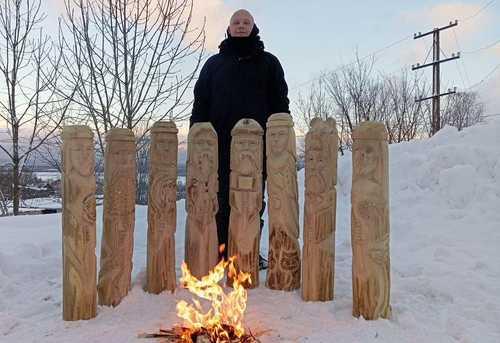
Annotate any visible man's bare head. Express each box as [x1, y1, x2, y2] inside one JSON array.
[[229, 9, 255, 37]]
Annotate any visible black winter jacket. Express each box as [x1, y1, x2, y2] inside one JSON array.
[[190, 26, 290, 182]]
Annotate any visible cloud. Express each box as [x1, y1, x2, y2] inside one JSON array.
[[402, 2, 493, 51], [397, 2, 496, 75], [190, 0, 233, 52], [50, 0, 232, 51]]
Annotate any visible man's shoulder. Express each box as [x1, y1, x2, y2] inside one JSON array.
[[261, 51, 283, 66], [199, 53, 224, 70]]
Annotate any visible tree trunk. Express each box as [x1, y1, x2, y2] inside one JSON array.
[[12, 126, 19, 216]]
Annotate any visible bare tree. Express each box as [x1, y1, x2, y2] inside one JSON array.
[[0, 0, 70, 215], [384, 70, 429, 143], [441, 91, 484, 131], [295, 75, 333, 132], [322, 55, 387, 149], [59, 0, 205, 154]]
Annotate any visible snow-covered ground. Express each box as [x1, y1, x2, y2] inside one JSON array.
[[1, 118, 499, 343]]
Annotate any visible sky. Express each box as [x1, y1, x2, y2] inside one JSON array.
[[40, 0, 500, 122]]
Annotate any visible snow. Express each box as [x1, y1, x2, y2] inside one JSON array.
[[1, 118, 500, 342]]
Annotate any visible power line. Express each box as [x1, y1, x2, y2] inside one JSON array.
[[289, 34, 412, 92], [452, 29, 472, 87], [288, 0, 497, 93], [467, 63, 500, 90], [462, 0, 496, 22], [463, 38, 500, 54]]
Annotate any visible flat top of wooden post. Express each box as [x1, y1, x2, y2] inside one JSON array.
[[188, 122, 217, 138], [62, 126, 93, 140], [231, 118, 263, 136], [352, 121, 388, 141], [267, 113, 293, 128], [105, 128, 135, 142], [151, 121, 178, 134], [310, 117, 337, 132]]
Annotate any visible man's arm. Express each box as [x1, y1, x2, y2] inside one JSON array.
[[190, 61, 212, 127], [268, 55, 290, 114]]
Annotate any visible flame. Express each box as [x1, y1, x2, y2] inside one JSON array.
[[176, 256, 252, 341]]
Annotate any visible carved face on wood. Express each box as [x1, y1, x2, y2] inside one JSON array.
[[69, 139, 94, 177], [353, 140, 379, 179], [108, 142, 135, 171], [192, 135, 216, 180], [268, 126, 289, 155], [306, 148, 327, 194], [153, 136, 177, 168], [233, 134, 259, 175]]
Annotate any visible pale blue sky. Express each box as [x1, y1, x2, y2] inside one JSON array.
[[44, 0, 500, 115]]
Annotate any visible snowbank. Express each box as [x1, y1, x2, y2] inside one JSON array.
[[1, 118, 499, 342]]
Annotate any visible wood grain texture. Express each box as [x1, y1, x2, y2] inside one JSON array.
[[227, 119, 263, 288], [146, 121, 178, 294], [185, 123, 219, 279], [98, 128, 136, 307], [62, 125, 97, 321], [351, 121, 391, 320], [265, 113, 301, 291], [301, 118, 338, 302]]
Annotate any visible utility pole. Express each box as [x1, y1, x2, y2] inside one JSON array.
[[412, 20, 460, 135]]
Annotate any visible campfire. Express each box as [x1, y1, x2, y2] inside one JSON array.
[[140, 254, 261, 343]]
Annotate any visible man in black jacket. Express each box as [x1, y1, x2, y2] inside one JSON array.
[[190, 9, 290, 266]]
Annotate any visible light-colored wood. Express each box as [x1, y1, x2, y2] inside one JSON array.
[[351, 121, 391, 320], [265, 113, 301, 291], [301, 118, 338, 301], [146, 121, 178, 294], [227, 119, 264, 288], [184, 123, 219, 279], [98, 128, 136, 307], [61, 126, 97, 321]]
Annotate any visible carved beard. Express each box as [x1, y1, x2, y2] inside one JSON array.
[[196, 152, 212, 179], [239, 152, 256, 175]]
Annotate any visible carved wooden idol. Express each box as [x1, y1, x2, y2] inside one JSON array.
[[227, 119, 263, 288], [146, 121, 178, 294], [98, 128, 136, 306], [62, 126, 97, 320], [302, 118, 338, 301], [351, 121, 391, 320], [265, 113, 301, 291], [185, 123, 219, 279]]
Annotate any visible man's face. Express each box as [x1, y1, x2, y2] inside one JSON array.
[[229, 10, 254, 37]]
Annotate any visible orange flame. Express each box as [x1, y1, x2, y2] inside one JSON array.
[[176, 256, 251, 340]]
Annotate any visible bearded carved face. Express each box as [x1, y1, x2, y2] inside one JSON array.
[[70, 139, 94, 177], [234, 135, 259, 175], [306, 147, 327, 193], [193, 136, 216, 179]]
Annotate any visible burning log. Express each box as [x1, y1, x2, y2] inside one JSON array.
[[139, 257, 261, 342], [138, 326, 262, 342]]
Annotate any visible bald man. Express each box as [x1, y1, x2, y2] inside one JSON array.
[[190, 9, 290, 269]]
